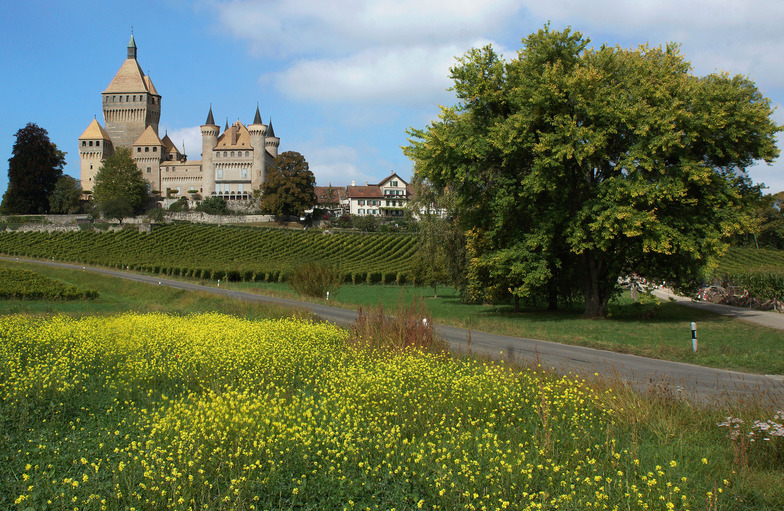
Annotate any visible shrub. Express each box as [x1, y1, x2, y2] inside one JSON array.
[[348, 297, 448, 354], [288, 262, 343, 298]]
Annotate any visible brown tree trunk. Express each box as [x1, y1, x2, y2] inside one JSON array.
[[583, 251, 609, 318]]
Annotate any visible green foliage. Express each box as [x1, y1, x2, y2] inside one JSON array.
[[404, 26, 780, 318], [352, 214, 377, 232], [0, 123, 65, 214], [287, 261, 343, 298], [260, 151, 316, 217], [48, 175, 83, 214], [92, 147, 149, 218], [0, 268, 97, 300], [0, 224, 417, 284], [194, 196, 228, 215], [713, 247, 784, 300], [168, 196, 189, 212]]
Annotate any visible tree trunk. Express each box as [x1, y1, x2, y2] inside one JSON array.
[[514, 295, 520, 313], [583, 252, 609, 318]]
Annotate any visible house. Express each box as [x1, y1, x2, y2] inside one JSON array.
[[346, 173, 410, 218]]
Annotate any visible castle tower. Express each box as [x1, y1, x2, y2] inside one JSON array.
[[248, 105, 268, 189], [101, 35, 161, 148], [200, 106, 220, 196], [78, 119, 113, 192], [132, 126, 164, 193], [265, 118, 280, 159]]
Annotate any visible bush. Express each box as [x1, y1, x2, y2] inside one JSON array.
[[288, 262, 343, 298], [168, 197, 189, 212], [347, 297, 448, 354], [194, 197, 228, 215]]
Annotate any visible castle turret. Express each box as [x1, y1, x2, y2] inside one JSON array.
[[248, 104, 268, 189], [78, 119, 113, 192], [102, 35, 161, 148], [200, 106, 220, 196], [265, 118, 280, 159]]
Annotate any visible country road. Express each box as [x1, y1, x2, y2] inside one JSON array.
[[3, 256, 783, 409]]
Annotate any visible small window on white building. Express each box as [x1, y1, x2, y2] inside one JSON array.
[[217, 169, 223, 179]]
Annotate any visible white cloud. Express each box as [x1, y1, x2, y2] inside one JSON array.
[[525, 0, 784, 89], [271, 44, 468, 105], [163, 125, 203, 159], [210, 0, 523, 56], [295, 142, 378, 186]]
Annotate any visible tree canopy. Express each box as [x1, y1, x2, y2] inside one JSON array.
[[48, 175, 83, 214], [404, 26, 780, 317], [260, 151, 316, 218], [1, 123, 65, 214], [92, 147, 148, 219]]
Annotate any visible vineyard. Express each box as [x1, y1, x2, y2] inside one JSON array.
[[711, 247, 784, 301], [0, 268, 98, 300], [0, 224, 417, 284]]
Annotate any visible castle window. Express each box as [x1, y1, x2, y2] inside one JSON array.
[[215, 152, 219, 158], [153, 147, 157, 152], [113, 96, 116, 102], [147, 167, 151, 174], [145, 147, 149, 152], [96, 141, 100, 147], [82, 141, 86, 147], [137, 147, 141, 152], [245, 151, 249, 157], [231, 152, 234, 157], [126, 95, 129, 101], [218, 169, 223, 179], [223, 152, 227, 157], [132, 95, 135, 101], [242, 169, 247, 178], [88, 141, 93, 146]]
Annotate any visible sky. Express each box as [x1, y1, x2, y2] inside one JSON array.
[[2, 0, 783, 196]]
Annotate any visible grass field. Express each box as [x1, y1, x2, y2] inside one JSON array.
[[1, 260, 783, 509], [2, 259, 783, 375], [1, 312, 783, 510]]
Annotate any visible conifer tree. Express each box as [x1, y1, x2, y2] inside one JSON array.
[[1, 123, 65, 214]]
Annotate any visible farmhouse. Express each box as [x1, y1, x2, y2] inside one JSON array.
[[345, 173, 411, 218], [78, 35, 280, 201]]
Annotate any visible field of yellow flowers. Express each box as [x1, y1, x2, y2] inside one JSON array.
[[0, 313, 735, 510]]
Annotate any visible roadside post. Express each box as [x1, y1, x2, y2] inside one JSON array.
[[691, 322, 698, 352]]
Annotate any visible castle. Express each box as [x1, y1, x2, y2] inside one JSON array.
[[78, 35, 280, 202]]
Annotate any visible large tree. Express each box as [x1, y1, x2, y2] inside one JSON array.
[[48, 175, 83, 214], [1, 123, 66, 214], [260, 151, 316, 218], [92, 147, 149, 219], [404, 26, 780, 317]]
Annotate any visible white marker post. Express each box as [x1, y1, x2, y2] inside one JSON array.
[[691, 322, 698, 352], [326, 291, 330, 301]]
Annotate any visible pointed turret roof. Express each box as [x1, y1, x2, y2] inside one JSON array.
[[267, 118, 276, 138], [205, 105, 215, 125], [161, 134, 180, 154], [133, 126, 163, 146], [79, 119, 112, 140], [104, 36, 156, 94], [253, 105, 262, 125]]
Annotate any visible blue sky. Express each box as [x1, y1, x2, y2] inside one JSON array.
[[2, 0, 783, 195]]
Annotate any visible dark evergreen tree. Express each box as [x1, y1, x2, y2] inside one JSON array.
[[1, 123, 66, 214]]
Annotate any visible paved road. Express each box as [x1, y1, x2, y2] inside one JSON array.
[[4, 257, 783, 408]]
